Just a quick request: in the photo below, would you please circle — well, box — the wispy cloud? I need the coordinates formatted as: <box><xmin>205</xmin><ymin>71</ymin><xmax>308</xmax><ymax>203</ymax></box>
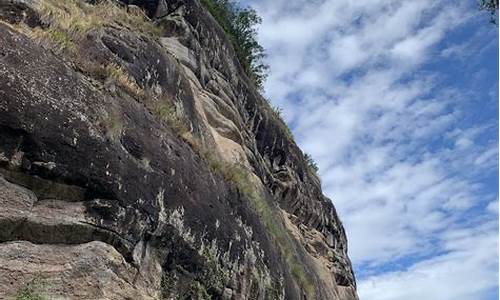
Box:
<box><xmin>250</xmin><ymin>0</ymin><xmax>498</xmax><ymax>298</ymax></box>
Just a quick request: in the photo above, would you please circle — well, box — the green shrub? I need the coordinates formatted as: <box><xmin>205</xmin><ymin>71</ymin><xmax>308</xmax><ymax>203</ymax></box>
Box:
<box><xmin>304</xmin><ymin>153</ymin><xmax>319</xmax><ymax>173</ymax></box>
<box><xmin>270</xmin><ymin>105</ymin><xmax>294</xmax><ymax>140</ymax></box>
<box><xmin>479</xmin><ymin>0</ymin><xmax>498</xmax><ymax>24</ymax></box>
<box><xmin>201</xmin><ymin>0</ymin><xmax>268</xmax><ymax>89</ymax></box>
<box><xmin>45</xmin><ymin>28</ymin><xmax>76</xmax><ymax>51</ymax></box>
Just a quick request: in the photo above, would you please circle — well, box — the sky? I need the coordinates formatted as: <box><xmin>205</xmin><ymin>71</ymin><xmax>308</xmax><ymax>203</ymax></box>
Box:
<box><xmin>246</xmin><ymin>0</ymin><xmax>499</xmax><ymax>299</ymax></box>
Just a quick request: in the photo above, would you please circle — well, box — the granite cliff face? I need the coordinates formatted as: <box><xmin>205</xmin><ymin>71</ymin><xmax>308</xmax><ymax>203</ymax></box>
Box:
<box><xmin>0</xmin><ymin>0</ymin><xmax>358</xmax><ymax>299</ymax></box>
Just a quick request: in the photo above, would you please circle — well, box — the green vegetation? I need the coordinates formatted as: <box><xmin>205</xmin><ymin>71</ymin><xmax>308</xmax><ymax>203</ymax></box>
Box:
<box><xmin>199</xmin><ymin>241</ymin><xmax>230</xmax><ymax>295</ymax></box>
<box><xmin>153</xmin><ymin>99</ymin><xmax>189</xmax><ymax>136</ymax></box>
<box><xmin>79</xmin><ymin>60</ymin><xmax>146</xmax><ymax>99</ymax></box>
<box><xmin>16</xmin><ymin>279</ymin><xmax>47</xmax><ymax>300</ymax></box>
<box><xmin>16</xmin><ymin>291</ymin><xmax>46</xmax><ymax>300</ymax></box>
<box><xmin>201</xmin><ymin>0</ymin><xmax>296</xmax><ymax>144</ymax></box>
<box><xmin>270</xmin><ymin>105</ymin><xmax>294</xmax><ymax>140</ymax></box>
<box><xmin>197</xmin><ymin>150</ymin><xmax>314</xmax><ymax>298</ymax></box>
<box><xmin>186</xmin><ymin>281</ymin><xmax>211</xmax><ymax>300</ymax></box>
<box><xmin>202</xmin><ymin>0</ymin><xmax>296</xmax><ymax>142</ymax></box>
<box><xmin>26</xmin><ymin>0</ymin><xmax>192</xmax><ymax>137</ymax></box>
<box><xmin>43</xmin><ymin>28</ymin><xmax>76</xmax><ymax>51</ymax></box>
<box><xmin>201</xmin><ymin>0</ymin><xmax>268</xmax><ymax>89</ymax></box>
<box><xmin>16</xmin><ymin>289</ymin><xmax>46</xmax><ymax>300</ymax></box>
<box><xmin>160</xmin><ymin>272</ymin><xmax>176</xmax><ymax>299</ymax></box>
<box><xmin>479</xmin><ymin>0</ymin><xmax>498</xmax><ymax>24</ymax></box>
<box><xmin>304</xmin><ymin>153</ymin><xmax>319</xmax><ymax>174</ymax></box>
<box><xmin>26</xmin><ymin>0</ymin><xmax>157</xmax><ymax>99</ymax></box>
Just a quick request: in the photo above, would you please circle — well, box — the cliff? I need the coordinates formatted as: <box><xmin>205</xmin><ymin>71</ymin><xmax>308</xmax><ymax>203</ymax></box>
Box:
<box><xmin>0</xmin><ymin>0</ymin><xmax>358</xmax><ymax>299</ymax></box>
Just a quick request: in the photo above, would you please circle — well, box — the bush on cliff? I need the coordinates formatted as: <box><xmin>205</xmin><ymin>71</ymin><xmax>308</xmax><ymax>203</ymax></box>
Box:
<box><xmin>304</xmin><ymin>153</ymin><xmax>319</xmax><ymax>174</ymax></box>
<box><xmin>479</xmin><ymin>0</ymin><xmax>498</xmax><ymax>24</ymax></box>
<box><xmin>201</xmin><ymin>0</ymin><xmax>268</xmax><ymax>90</ymax></box>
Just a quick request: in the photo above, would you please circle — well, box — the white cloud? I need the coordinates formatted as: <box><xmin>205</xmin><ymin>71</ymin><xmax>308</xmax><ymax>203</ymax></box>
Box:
<box><xmin>358</xmin><ymin>217</ymin><xmax>498</xmax><ymax>300</ymax></box>
<box><xmin>251</xmin><ymin>0</ymin><xmax>498</xmax><ymax>298</ymax></box>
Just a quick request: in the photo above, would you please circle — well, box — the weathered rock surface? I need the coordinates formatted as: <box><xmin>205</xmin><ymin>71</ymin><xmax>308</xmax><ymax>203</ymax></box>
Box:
<box><xmin>0</xmin><ymin>0</ymin><xmax>358</xmax><ymax>299</ymax></box>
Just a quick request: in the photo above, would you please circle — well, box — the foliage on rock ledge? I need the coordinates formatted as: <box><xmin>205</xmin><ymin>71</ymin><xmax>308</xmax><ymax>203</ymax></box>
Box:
<box><xmin>479</xmin><ymin>0</ymin><xmax>499</xmax><ymax>24</ymax></box>
<box><xmin>201</xmin><ymin>0</ymin><xmax>268</xmax><ymax>90</ymax></box>
<box><xmin>304</xmin><ymin>153</ymin><xmax>319</xmax><ymax>174</ymax></box>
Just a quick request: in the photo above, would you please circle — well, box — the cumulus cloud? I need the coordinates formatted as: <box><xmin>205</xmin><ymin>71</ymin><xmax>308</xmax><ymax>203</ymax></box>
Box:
<box><xmin>250</xmin><ymin>0</ymin><xmax>498</xmax><ymax>298</ymax></box>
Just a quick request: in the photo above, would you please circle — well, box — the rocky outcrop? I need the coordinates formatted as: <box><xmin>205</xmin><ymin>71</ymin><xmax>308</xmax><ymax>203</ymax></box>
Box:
<box><xmin>0</xmin><ymin>0</ymin><xmax>357</xmax><ymax>299</ymax></box>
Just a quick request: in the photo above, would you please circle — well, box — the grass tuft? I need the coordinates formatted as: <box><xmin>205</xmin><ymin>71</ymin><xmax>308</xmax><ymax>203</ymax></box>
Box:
<box><xmin>103</xmin><ymin>63</ymin><xmax>145</xmax><ymax>98</ymax></box>
<box><xmin>270</xmin><ymin>105</ymin><xmax>294</xmax><ymax>140</ymax></box>
<box><xmin>153</xmin><ymin>98</ymin><xmax>190</xmax><ymax>136</ymax></box>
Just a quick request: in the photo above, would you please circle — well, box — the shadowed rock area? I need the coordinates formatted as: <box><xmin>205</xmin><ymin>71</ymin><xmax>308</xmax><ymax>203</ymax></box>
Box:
<box><xmin>0</xmin><ymin>0</ymin><xmax>358</xmax><ymax>299</ymax></box>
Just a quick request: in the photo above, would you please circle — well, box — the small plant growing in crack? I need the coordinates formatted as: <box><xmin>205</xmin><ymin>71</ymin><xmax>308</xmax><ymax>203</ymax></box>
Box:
<box><xmin>16</xmin><ymin>277</ymin><xmax>47</xmax><ymax>300</ymax></box>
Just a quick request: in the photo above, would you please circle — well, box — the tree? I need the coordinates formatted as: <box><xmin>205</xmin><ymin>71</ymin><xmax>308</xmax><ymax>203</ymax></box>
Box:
<box><xmin>304</xmin><ymin>153</ymin><xmax>319</xmax><ymax>174</ymax></box>
<box><xmin>201</xmin><ymin>0</ymin><xmax>268</xmax><ymax>90</ymax></box>
<box><xmin>478</xmin><ymin>0</ymin><xmax>499</xmax><ymax>24</ymax></box>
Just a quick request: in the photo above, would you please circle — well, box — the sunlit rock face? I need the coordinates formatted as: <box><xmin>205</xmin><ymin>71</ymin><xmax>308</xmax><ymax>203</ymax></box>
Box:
<box><xmin>0</xmin><ymin>0</ymin><xmax>357</xmax><ymax>299</ymax></box>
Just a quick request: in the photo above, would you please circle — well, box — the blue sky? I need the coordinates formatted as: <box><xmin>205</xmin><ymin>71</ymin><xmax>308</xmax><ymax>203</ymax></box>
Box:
<box><xmin>247</xmin><ymin>0</ymin><xmax>499</xmax><ymax>299</ymax></box>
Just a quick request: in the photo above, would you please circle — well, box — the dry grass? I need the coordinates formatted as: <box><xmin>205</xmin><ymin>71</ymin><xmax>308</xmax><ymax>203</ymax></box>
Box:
<box><xmin>153</xmin><ymin>99</ymin><xmax>190</xmax><ymax>136</ymax></box>
<box><xmin>27</xmin><ymin>0</ymin><xmax>160</xmax><ymax>53</ymax></box>
<box><xmin>72</xmin><ymin>58</ymin><xmax>146</xmax><ymax>99</ymax></box>
<box><xmin>104</xmin><ymin>63</ymin><xmax>145</xmax><ymax>97</ymax></box>
<box><xmin>36</xmin><ymin>0</ymin><xmax>161</xmax><ymax>42</ymax></box>
<box><xmin>22</xmin><ymin>0</ymin><xmax>161</xmax><ymax>99</ymax></box>
<box><xmin>29</xmin><ymin>27</ymin><xmax>76</xmax><ymax>53</ymax></box>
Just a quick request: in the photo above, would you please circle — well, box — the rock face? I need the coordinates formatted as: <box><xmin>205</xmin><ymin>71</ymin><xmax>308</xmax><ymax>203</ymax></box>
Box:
<box><xmin>0</xmin><ymin>0</ymin><xmax>358</xmax><ymax>299</ymax></box>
